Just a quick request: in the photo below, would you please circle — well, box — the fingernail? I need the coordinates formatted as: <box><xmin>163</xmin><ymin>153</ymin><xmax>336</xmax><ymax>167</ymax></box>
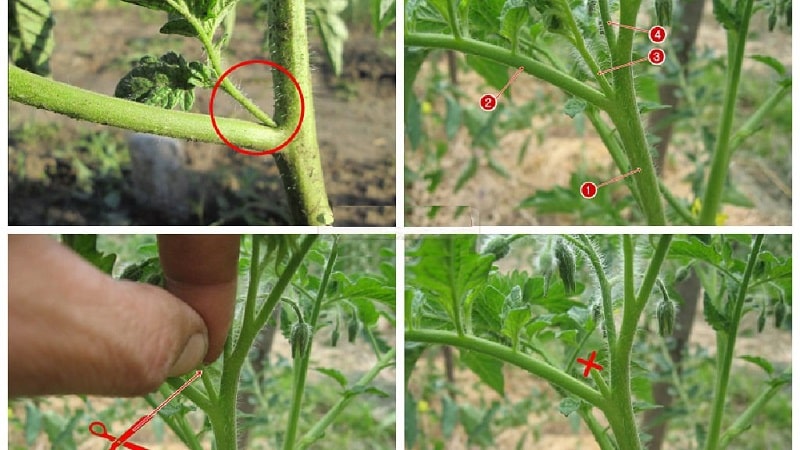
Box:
<box><xmin>168</xmin><ymin>333</ymin><xmax>207</xmax><ymax>377</ymax></box>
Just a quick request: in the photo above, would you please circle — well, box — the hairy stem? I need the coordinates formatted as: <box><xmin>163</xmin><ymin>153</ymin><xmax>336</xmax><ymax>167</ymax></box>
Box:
<box><xmin>406</xmin><ymin>329</ymin><xmax>606</xmax><ymax>408</ymax></box>
<box><xmin>9</xmin><ymin>66</ymin><xmax>285</xmax><ymax>149</ymax></box>
<box><xmin>268</xmin><ymin>0</ymin><xmax>333</xmax><ymax>225</ymax></box>
<box><xmin>699</xmin><ymin>0</ymin><xmax>755</xmax><ymax>225</ymax></box>
<box><xmin>283</xmin><ymin>237</ymin><xmax>339</xmax><ymax>450</ymax></box>
<box><xmin>405</xmin><ymin>33</ymin><xmax>612</xmax><ymax>110</ymax></box>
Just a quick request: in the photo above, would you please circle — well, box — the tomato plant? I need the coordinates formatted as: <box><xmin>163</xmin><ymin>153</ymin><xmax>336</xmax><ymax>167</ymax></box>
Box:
<box><xmin>11</xmin><ymin>234</ymin><xmax>396</xmax><ymax>449</ymax></box>
<box><xmin>9</xmin><ymin>0</ymin><xmax>395</xmax><ymax>225</ymax></box>
<box><xmin>404</xmin><ymin>0</ymin><xmax>791</xmax><ymax>225</ymax></box>
<box><xmin>405</xmin><ymin>234</ymin><xmax>790</xmax><ymax>449</ymax></box>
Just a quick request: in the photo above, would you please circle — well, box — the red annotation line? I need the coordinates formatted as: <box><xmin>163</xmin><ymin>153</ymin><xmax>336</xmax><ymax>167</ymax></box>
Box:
<box><xmin>598</xmin><ymin>57</ymin><xmax>648</xmax><ymax>75</ymax></box>
<box><xmin>479</xmin><ymin>66</ymin><xmax>525</xmax><ymax>111</ymax></box>
<box><xmin>580</xmin><ymin>167</ymin><xmax>641</xmax><ymax>199</ymax></box>
<box><xmin>89</xmin><ymin>370</ymin><xmax>203</xmax><ymax>450</ymax></box>
<box><xmin>606</xmin><ymin>20</ymin><xmax>650</xmax><ymax>33</ymax></box>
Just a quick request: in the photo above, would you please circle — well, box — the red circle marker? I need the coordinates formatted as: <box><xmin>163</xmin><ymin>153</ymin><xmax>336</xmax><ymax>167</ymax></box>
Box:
<box><xmin>210</xmin><ymin>59</ymin><xmax>305</xmax><ymax>156</ymax></box>
<box><xmin>649</xmin><ymin>26</ymin><xmax>667</xmax><ymax>43</ymax></box>
<box><xmin>648</xmin><ymin>48</ymin><xmax>666</xmax><ymax>66</ymax></box>
<box><xmin>479</xmin><ymin>94</ymin><xmax>497</xmax><ymax>111</ymax></box>
<box><xmin>580</xmin><ymin>182</ymin><xmax>598</xmax><ymax>199</ymax></box>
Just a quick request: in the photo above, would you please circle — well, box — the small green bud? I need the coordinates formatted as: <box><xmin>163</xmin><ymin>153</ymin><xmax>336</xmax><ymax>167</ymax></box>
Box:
<box><xmin>290</xmin><ymin>322</ymin><xmax>313</xmax><ymax>359</ymax></box>
<box><xmin>481</xmin><ymin>236</ymin><xmax>510</xmax><ymax>261</ymax></box>
<box><xmin>656</xmin><ymin>279</ymin><xmax>676</xmax><ymax>337</ymax></box>
<box><xmin>554</xmin><ymin>239</ymin><xmax>577</xmax><ymax>294</ymax></box>
<box><xmin>774</xmin><ymin>300</ymin><xmax>786</xmax><ymax>328</ymax></box>
<box><xmin>331</xmin><ymin>319</ymin><xmax>340</xmax><ymax>346</ymax></box>
<box><xmin>756</xmin><ymin>307</ymin><xmax>766</xmax><ymax>333</ymax></box>
<box><xmin>537</xmin><ymin>238</ymin><xmax>556</xmax><ymax>296</ymax></box>
<box><xmin>347</xmin><ymin>317</ymin><xmax>360</xmax><ymax>343</ymax></box>
<box><xmin>655</xmin><ymin>0</ymin><xmax>673</xmax><ymax>26</ymax></box>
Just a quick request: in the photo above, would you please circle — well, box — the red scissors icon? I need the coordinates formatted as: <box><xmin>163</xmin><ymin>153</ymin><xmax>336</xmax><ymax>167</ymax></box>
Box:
<box><xmin>88</xmin><ymin>370</ymin><xmax>203</xmax><ymax>450</ymax></box>
<box><xmin>89</xmin><ymin>421</ymin><xmax>148</xmax><ymax>450</ymax></box>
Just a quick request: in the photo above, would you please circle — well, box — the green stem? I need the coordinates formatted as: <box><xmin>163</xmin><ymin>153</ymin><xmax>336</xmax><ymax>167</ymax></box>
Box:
<box><xmin>718</xmin><ymin>378</ymin><xmax>787</xmax><ymax>447</ymax></box>
<box><xmin>605</xmin><ymin>0</ymin><xmax>665</xmax><ymax>225</ymax></box>
<box><xmin>598</xmin><ymin>0</ymin><xmax>617</xmax><ymax>51</ymax></box>
<box><xmin>728</xmin><ymin>81</ymin><xmax>790</xmax><ymax>153</ymax></box>
<box><xmin>283</xmin><ymin>237</ymin><xmax>339</xmax><ymax>450</ymax></box>
<box><xmin>166</xmin><ymin>0</ymin><xmax>276</xmax><ymax>127</ymax></box>
<box><xmin>557</xmin><ymin>0</ymin><xmax>613</xmax><ymax>97</ymax></box>
<box><xmin>446</xmin><ymin>0</ymin><xmax>462</xmax><ymax>39</ymax></box>
<box><xmin>570</xmin><ymin>235</ymin><xmax>617</xmax><ymax>350</ymax></box>
<box><xmin>699</xmin><ymin>0</ymin><xmax>755</xmax><ymax>225</ymax></box>
<box><xmin>406</xmin><ymin>329</ymin><xmax>606</xmax><ymax>408</ymax></box>
<box><xmin>296</xmin><ymin>348</ymin><xmax>396</xmax><ymax>450</ymax></box>
<box><xmin>268</xmin><ymin>0</ymin><xmax>333</xmax><ymax>225</ymax></box>
<box><xmin>704</xmin><ymin>235</ymin><xmax>764</xmax><ymax>450</ymax></box>
<box><xmin>9</xmin><ymin>65</ymin><xmax>285</xmax><ymax>149</ymax></box>
<box><xmin>405</xmin><ymin>33</ymin><xmax>612</xmax><ymax>110</ymax></box>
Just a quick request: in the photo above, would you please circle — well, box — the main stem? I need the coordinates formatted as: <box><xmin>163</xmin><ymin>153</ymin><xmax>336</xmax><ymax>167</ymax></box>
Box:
<box><xmin>268</xmin><ymin>0</ymin><xmax>333</xmax><ymax>225</ymax></box>
<box><xmin>607</xmin><ymin>0</ymin><xmax>666</xmax><ymax>225</ymax></box>
<box><xmin>699</xmin><ymin>0</ymin><xmax>755</xmax><ymax>225</ymax></box>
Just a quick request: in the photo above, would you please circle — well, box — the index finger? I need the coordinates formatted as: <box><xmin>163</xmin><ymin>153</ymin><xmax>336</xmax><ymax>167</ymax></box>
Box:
<box><xmin>157</xmin><ymin>235</ymin><xmax>240</xmax><ymax>363</ymax></box>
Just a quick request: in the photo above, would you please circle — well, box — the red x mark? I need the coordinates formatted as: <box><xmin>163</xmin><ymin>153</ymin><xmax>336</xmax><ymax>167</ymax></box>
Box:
<box><xmin>577</xmin><ymin>350</ymin><xmax>603</xmax><ymax>377</ymax></box>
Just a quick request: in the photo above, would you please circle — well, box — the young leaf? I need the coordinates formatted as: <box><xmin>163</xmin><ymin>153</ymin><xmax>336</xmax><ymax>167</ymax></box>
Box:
<box><xmin>739</xmin><ymin>355</ymin><xmax>774</xmax><ymax>375</ymax></box>
<box><xmin>558</xmin><ymin>397</ymin><xmax>581</xmax><ymax>417</ymax></box>
<box><xmin>308</xmin><ymin>0</ymin><xmax>349</xmax><ymax>76</ymax></box>
<box><xmin>703</xmin><ymin>292</ymin><xmax>730</xmax><ymax>333</ymax></box>
<box><xmin>564</xmin><ymin>98</ymin><xmax>587</xmax><ymax>118</ymax></box>
<box><xmin>712</xmin><ymin>0</ymin><xmax>739</xmax><ymax>30</ymax></box>
<box><xmin>315</xmin><ymin>367</ymin><xmax>348</xmax><ymax>388</ymax></box>
<box><xmin>115</xmin><ymin>52</ymin><xmax>209</xmax><ymax>111</ymax></box>
<box><xmin>460</xmin><ymin>350</ymin><xmax>505</xmax><ymax>396</ymax></box>
<box><xmin>61</xmin><ymin>235</ymin><xmax>116</xmax><ymax>275</ymax></box>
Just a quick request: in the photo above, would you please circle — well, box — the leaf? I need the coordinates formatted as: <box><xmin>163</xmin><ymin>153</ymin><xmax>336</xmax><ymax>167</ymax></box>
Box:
<box><xmin>407</xmin><ymin>235</ymin><xmax>494</xmax><ymax>329</ymax></box>
<box><xmin>308</xmin><ymin>0</ymin><xmax>349</xmax><ymax>76</ymax></box>
<box><xmin>455</xmin><ymin>156</ymin><xmax>479</xmax><ymax>192</ymax></box>
<box><xmin>558</xmin><ymin>398</ymin><xmax>581</xmax><ymax>417</ymax></box>
<box><xmin>750</xmin><ymin>55</ymin><xmax>787</xmax><ymax>77</ymax></box>
<box><xmin>404</xmin><ymin>46</ymin><xmax>430</xmax><ymax>150</ymax></box>
<box><xmin>9</xmin><ymin>0</ymin><xmax>55</xmax><ymax>76</ymax></box>
<box><xmin>740</xmin><ymin>355</ymin><xmax>774</xmax><ymax>375</ymax></box>
<box><xmin>461</xmin><ymin>350</ymin><xmax>505</xmax><ymax>396</ymax></box>
<box><xmin>404</xmin><ymin>342</ymin><xmax>428</xmax><ymax>386</ymax></box>
<box><xmin>444</xmin><ymin>95</ymin><xmax>462</xmax><ymax>140</ymax></box>
<box><xmin>61</xmin><ymin>235</ymin><xmax>116</xmax><ymax>274</ymax></box>
<box><xmin>341</xmin><ymin>276</ymin><xmax>395</xmax><ymax>306</ymax></box>
<box><xmin>703</xmin><ymin>292</ymin><xmax>730</xmax><ymax>332</ymax></box>
<box><xmin>712</xmin><ymin>0</ymin><xmax>739</xmax><ymax>29</ymax></box>
<box><xmin>372</xmin><ymin>0</ymin><xmax>396</xmax><ymax>36</ymax></box>
<box><xmin>564</xmin><ymin>98</ymin><xmax>587</xmax><ymax>118</ymax></box>
<box><xmin>670</xmin><ymin>237</ymin><xmax>721</xmax><ymax>265</ymax></box>
<box><xmin>441</xmin><ymin>395</ymin><xmax>459</xmax><ymax>438</ymax></box>
<box><xmin>24</xmin><ymin>401</ymin><xmax>41</xmax><ymax>445</ymax></box>
<box><xmin>119</xmin><ymin>0</ymin><xmax>173</xmax><ymax>11</ymax></box>
<box><xmin>315</xmin><ymin>367</ymin><xmax>348</xmax><ymax>388</ymax></box>
<box><xmin>115</xmin><ymin>52</ymin><xmax>207</xmax><ymax>111</ymax></box>
<box><xmin>500</xmin><ymin>0</ymin><xmax>530</xmax><ymax>42</ymax></box>
<box><xmin>465</xmin><ymin>55</ymin><xmax>509</xmax><ymax>92</ymax></box>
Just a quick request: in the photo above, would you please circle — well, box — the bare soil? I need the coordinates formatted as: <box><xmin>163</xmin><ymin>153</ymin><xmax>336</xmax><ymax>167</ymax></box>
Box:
<box><xmin>9</xmin><ymin>4</ymin><xmax>396</xmax><ymax>226</ymax></box>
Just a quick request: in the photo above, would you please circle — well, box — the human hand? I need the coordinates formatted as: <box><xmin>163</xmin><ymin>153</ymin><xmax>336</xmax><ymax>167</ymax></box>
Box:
<box><xmin>9</xmin><ymin>235</ymin><xmax>239</xmax><ymax>397</ymax></box>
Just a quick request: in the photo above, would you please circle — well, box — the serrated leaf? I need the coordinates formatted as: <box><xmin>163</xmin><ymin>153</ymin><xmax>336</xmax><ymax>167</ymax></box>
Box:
<box><xmin>670</xmin><ymin>237</ymin><xmax>722</xmax><ymax>265</ymax></box>
<box><xmin>10</xmin><ymin>0</ymin><xmax>55</xmax><ymax>76</ymax></box>
<box><xmin>160</xmin><ymin>17</ymin><xmax>198</xmax><ymax>37</ymax></box>
<box><xmin>740</xmin><ymin>355</ymin><xmax>774</xmax><ymax>375</ymax></box>
<box><xmin>455</xmin><ymin>156</ymin><xmax>479</xmax><ymax>192</ymax></box>
<box><xmin>712</xmin><ymin>0</ymin><xmax>739</xmax><ymax>29</ymax></box>
<box><xmin>703</xmin><ymin>292</ymin><xmax>730</xmax><ymax>332</ymax></box>
<box><xmin>500</xmin><ymin>0</ymin><xmax>529</xmax><ymax>42</ymax></box>
<box><xmin>461</xmin><ymin>350</ymin><xmax>504</xmax><ymax>396</ymax></box>
<box><xmin>558</xmin><ymin>398</ymin><xmax>581</xmax><ymax>417</ymax></box>
<box><xmin>316</xmin><ymin>367</ymin><xmax>348</xmax><ymax>388</ymax></box>
<box><xmin>115</xmin><ymin>52</ymin><xmax>202</xmax><ymax>111</ymax></box>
